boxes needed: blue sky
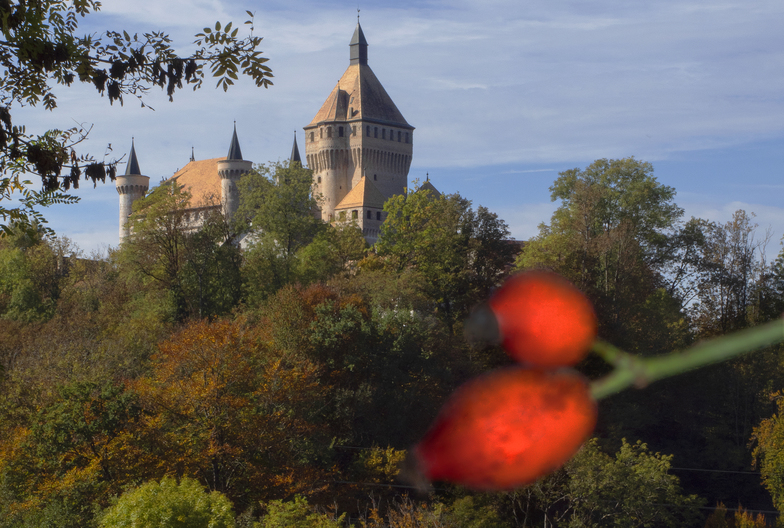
[13,0,784,256]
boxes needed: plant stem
[590,319,784,400]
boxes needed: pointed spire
[290,131,302,165]
[349,21,368,65]
[190,146,195,162]
[226,121,243,160]
[125,138,141,176]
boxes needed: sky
[12,0,784,256]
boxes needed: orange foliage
[131,318,332,506]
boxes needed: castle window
[405,132,409,143]
[310,132,314,142]
[320,128,323,139]
[367,210,372,219]
[339,126,344,137]
[352,210,358,220]
[376,211,381,221]
[374,127,378,138]
[352,125,356,136]
[373,174,377,181]
[327,127,332,138]
[366,126,370,137]
[382,129,386,139]
[317,176,322,183]
[398,131,401,142]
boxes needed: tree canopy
[0,1,272,236]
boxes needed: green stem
[590,319,784,400]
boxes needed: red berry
[489,271,597,367]
[413,368,596,490]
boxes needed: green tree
[377,186,515,331]
[517,158,686,352]
[237,161,325,303]
[258,495,345,528]
[296,223,366,284]
[0,1,272,235]
[99,476,234,528]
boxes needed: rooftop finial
[190,146,195,162]
[357,8,360,22]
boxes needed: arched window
[367,210,372,219]
[327,127,332,138]
[366,126,370,137]
[376,211,382,221]
[374,127,378,138]
[398,131,401,142]
[310,132,314,142]
[317,176,322,183]
[339,126,344,137]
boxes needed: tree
[237,161,325,303]
[377,186,515,331]
[516,158,686,352]
[99,476,234,528]
[752,397,784,514]
[0,1,273,235]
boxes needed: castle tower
[216,123,253,221]
[115,139,150,242]
[304,21,414,222]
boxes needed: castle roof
[227,123,244,160]
[165,158,223,208]
[335,176,387,210]
[125,139,141,176]
[418,179,441,198]
[307,24,412,129]
[290,133,302,165]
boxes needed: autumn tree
[131,319,330,508]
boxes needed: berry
[489,271,597,367]
[413,368,597,490]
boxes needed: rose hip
[489,271,597,367]
[413,367,597,490]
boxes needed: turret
[115,139,150,243]
[216,123,253,221]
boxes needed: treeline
[1,158,784,527]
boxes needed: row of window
[310,126,410,144]
[338,210,384,221]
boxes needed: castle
[116,21,415,245]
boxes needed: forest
[2,157,784,527]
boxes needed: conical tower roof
[226,122,243,160]
[290,132,302,165]
[307,24,412,129]
[125,139,141,175]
